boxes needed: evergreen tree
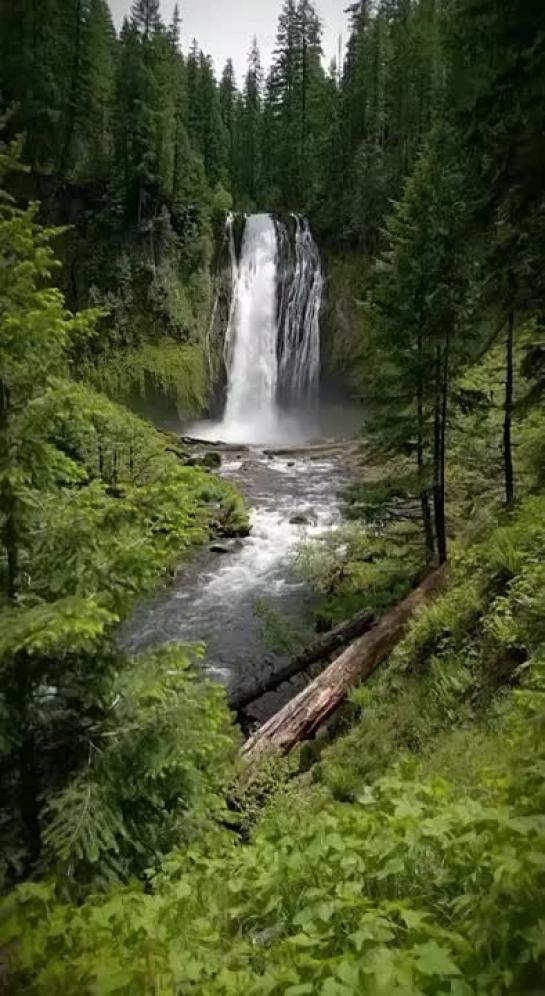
[269,0,324,207]
[74,0,117,182]
[0,0,70,172]
[240,38,263,204]
[371,126,475,561]
[219,59,237,195]
[130,0,161,39]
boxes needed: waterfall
[223,212,239,375]
[277,215,323,404]
[223,214,280,434]
[198,212,323,444]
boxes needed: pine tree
[74,0,117,182]
[269,0,324,207]
[130,0,161,39]
[448,0,545,509]
[220,59,237,195]
[371,126,474,561]
[240,38,263,204]
[0,0,69,172]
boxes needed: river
[122,405,360,721]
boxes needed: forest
[1,0,545,992]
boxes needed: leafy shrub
[3,663,545,994]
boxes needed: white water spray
[223,215,279,438]
[278,215,323,404]
[192,213,323,445]
[223,212,239,374]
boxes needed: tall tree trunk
[19,730,42,868]
[0,382,18,600]
[4,487,19,602]
[504,303,515,509]
[438,336,450,562]
[432,343,448,564]
[172,117,180,202]
[6,668,42,869]
[417,335,434,560]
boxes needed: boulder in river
[289,507,318,526]
[210,540,243,554]
[185,451,222,470]
[201,451,222,469]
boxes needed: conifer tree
[74,0,117,182]
[220,59,237,194]
[241,38,263,204]
[372,126,474,561]
[131,0,161,39]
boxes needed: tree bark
[417,333,434,560]
[19,731,42,868]
[432,342,448,565]
[232,607,375,712]
[241,565,449,762]
[0,381,18,600]
[4,487,19,602]
[504,304,515,509]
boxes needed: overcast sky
[109,0,348,83]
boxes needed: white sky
[109,0,348,82]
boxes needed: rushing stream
[124,213,361,717]
[122,448,355,717]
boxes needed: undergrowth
[3,493,545,992]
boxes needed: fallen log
[241,565,449,762]
[231,607,375,712]
[181,436,250,453]
[263,441,359,459]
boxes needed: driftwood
[231,607,376,712]
[241,565,449,762]
[181,436,250,453]
[263,441,359,459]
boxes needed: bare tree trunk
[241,566,449,762]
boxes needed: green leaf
[413,941,461,977]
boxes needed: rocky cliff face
[319,251,372,396]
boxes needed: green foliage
[296,521,419,626]
[253,600,308,657]
[0,164,246,888]
[0,369,244,886]
[41,644,239,888]
[82,340,208,416]
[3,653,545,993]
[319,491,545,802]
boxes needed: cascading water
[222,214,280,438]
[191,212,324,445]
[277,215,323,404]
[223,212,239,375]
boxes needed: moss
[81,340,209,418]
